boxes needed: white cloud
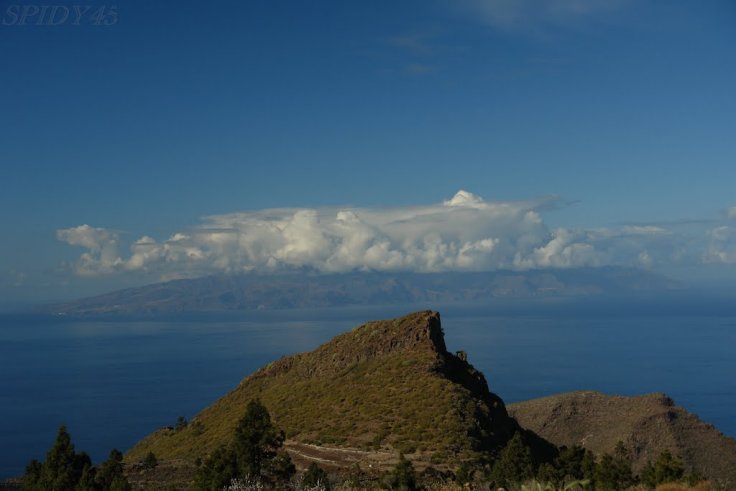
[514,228,599,269]
[704,225,736,264]
[727,207,736,220]
[56,225,123,276]
[57,190,731,279]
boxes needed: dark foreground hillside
[509,391,736,485]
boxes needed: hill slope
[126,311,534,468]
[508,391,736,484]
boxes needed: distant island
[48,267,679,315]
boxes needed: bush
[175,416,188,431]
[302,462,331,491]
[142,451,158,470]
[641,450,685,489]
[383,454,417,491]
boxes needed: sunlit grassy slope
[126,311,517,465]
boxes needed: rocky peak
[254,310,448,379]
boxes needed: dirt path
[285,441,405,473]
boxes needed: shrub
[641,450,685,489]
[302,463,331,491]
[175,416,188,431]
[383,454,417,491]
[142,451,158,470]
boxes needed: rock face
[508,391,736,484]
[126,311,527,468]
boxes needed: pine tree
[233,399,286,479]
[195,445,238,491]
[94,448,131,491]
[490,431,535,489]
[23,425,90,491]
[593,443,633,491]
[195,400,294,490]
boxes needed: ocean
[1,299,735,479]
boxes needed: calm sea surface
[1,300,735,479]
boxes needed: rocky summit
[126,311,536,470]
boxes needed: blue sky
[1,0,735,305]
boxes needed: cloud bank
[56,191,736,279]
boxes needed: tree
[593,443,634,491]
[195,400,294,490]
[489,431,535,489]
[23,425,91,491]
[641,450,685,489]
[233,399,290,481]
[94,448,131,491]
[383,454,417,491]
[195,445,239,491]
[266,452,295,484]
[580,451,596,483]
[302,462,331,490]
[23,426,131,491]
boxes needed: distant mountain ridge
[50,267,678,315]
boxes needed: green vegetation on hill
[126,311,521,466]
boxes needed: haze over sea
[2,296,735,480]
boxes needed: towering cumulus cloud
[55,191,735,278]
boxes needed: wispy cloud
[447,0,630,31]
[382,32,444,76]
[385,33,437,56]
[55,191,736,279]
[404,63,438,75]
